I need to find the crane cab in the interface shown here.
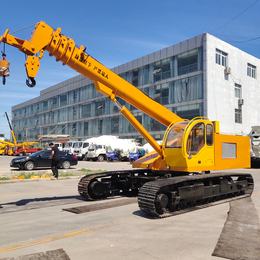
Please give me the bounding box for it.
[162,117,250,172]
[162,118,215,172]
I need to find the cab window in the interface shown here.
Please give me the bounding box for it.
[165,121,189,148]
[187,123,205,155]
[206,124,213,146]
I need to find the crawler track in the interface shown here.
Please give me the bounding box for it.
[138,172,254,218]
[78,170,253,218]
[78,169,154,200]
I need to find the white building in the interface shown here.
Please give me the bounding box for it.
[11,33,260,144]
[205,34,259,134]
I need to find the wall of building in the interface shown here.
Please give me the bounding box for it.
[206,33,260,135]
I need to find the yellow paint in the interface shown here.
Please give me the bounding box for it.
[12,175,25,180]
[41,175,51,178]
[0,225,108,253]
[0,219,138,254]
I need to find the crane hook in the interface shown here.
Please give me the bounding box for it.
[26,77,36,87]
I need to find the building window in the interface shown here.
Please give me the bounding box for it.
[51,97,58,108]
[60,94,67,106]
[43,114,47,124]
[235,109,242,124]
[234,83,241,98]
[43,101,48,111]
[82,103,91,118]
[173,75,203,103]
[72,123,77,136]
[153,61,162,82]
[73,106,77,120]
[83,122,89,136]
[98,119,103,135]
[247,63,256,78]
[162,58,171,79]
[216,49,227,66]
[178,49,198,75]
[132,69,139,87]
[111,117,119,134]
[73,90,77,102]
[153,58,172,82]
[50,112,54,124]
[144,65,149,84]
[175,104,203,120]
[95,100,105,116]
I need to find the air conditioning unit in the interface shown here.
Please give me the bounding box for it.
[224,67,231,75]
[238,98,244,106]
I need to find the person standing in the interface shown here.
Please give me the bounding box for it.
[49,143,60,179]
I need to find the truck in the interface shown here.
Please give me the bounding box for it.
[0,144,5,155]
[249,126,260,168]
[5,144,13,155]
[106,138,138,162]
[12,142,42,156]
[0,140,16,155]
[0,21,254,218]
[128,141,162,163]
[63,141,80,154]
[128,147,145,164]
[54,142,63,151]
[73,137,97,160]
[86,135,119,162]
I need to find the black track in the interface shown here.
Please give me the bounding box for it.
[78,170,254,218]
[138,172,254,218]
[78,169,152,200]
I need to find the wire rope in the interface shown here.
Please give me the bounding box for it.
[209,0,259,33]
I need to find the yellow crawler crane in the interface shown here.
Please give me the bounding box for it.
[0,22,253,217]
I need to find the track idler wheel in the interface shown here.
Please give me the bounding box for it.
[156,193,169,213]
[89,180,109,199]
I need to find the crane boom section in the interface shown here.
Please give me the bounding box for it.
[4,111,17,145]
[0,22,181,127]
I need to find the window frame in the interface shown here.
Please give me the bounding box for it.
[235,108,242,124]
[216,49,228,67]
[247,63,256,78]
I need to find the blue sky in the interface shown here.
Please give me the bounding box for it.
[0,0,259,139]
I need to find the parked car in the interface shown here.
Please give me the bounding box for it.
[10,150,78,171]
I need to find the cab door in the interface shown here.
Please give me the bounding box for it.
[186,122,214,168]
